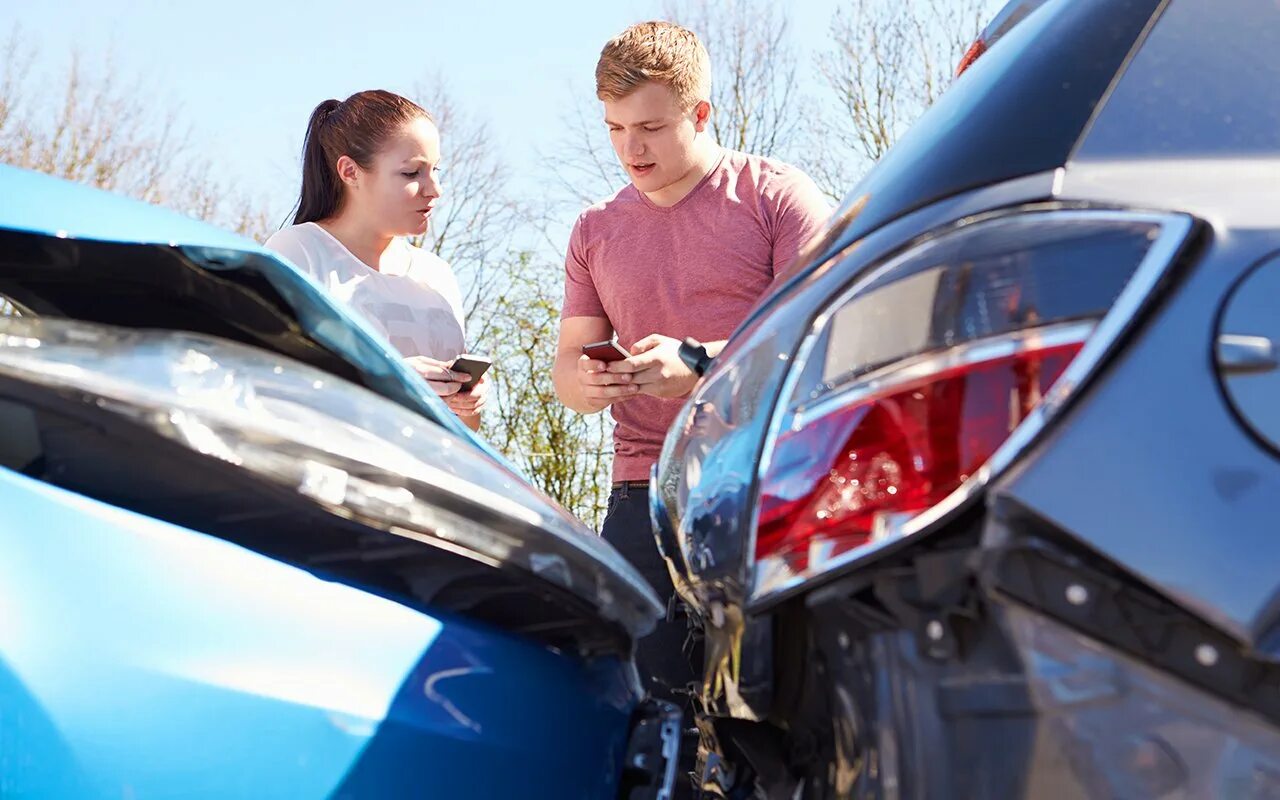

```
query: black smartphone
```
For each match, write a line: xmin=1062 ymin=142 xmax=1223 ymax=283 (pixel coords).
xmin=449 ymin=354 xmax=492 ymax=392
xmin=581 ymin=338 xmax=630 ymax=363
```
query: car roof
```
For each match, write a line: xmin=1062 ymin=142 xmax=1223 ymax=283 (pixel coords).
xmin=0 ymin=163 xmax=267 ymax=251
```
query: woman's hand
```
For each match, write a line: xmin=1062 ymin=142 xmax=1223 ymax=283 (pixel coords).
xmin=405 ymin=356 xmax=488 ymax=423
xmin=404 ymin=356 xmax=469 ymax=399
xmin=444 ymin=375 xmax=489 ymax=418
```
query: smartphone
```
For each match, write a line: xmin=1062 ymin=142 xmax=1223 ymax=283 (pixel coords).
xmin=449 ymin=354 xmax=492 ymax=392
xmin=582 ymin=338 xmax=631 ymax=363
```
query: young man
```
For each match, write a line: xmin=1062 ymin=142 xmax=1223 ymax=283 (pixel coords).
xmin=552 ymin=20 xmax=830 ymax=784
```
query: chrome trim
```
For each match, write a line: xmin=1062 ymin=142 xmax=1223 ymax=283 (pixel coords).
xmin=1216 ymin=333 xmax=1277 ymax=375
xmin=657 ymin=708 xmax=681 ymax=800
xmin=749 ymin=209 xmax=1195 ymax=607
xmin=792 ymin=320 xmax=1097 ymax=430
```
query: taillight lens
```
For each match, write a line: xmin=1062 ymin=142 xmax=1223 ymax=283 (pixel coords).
xmin=752 ymin=210 xmax=1192 ymax=600
xmin=757 ymin=338 xmax=1081 ymax=570
xmin=955 ymin=38 xmax=988 ymax=77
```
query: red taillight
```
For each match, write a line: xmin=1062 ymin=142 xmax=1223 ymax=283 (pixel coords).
xmin=955 ymin=38 xmax=988 ymax=77
xmin=655 ymin=210 xmax=1189 ymax=606
xmin=756 ymin=340 xmax=1082 ymax=570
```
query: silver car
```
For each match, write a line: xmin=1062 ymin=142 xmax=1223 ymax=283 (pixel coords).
xmin=654 ymin=0 xmax=1280 ymax=796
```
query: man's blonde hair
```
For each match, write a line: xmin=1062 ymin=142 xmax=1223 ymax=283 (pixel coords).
xmin=595 ymin=21 xmax=712 ymax=107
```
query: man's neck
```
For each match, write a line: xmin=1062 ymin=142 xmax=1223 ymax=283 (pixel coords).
xmin=316 ymin=214 xmax=395 ymax=271
xmin=642 ymin=142 xmax=722 ymax=208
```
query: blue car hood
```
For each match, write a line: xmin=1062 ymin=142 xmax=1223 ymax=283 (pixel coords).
xmin=0 ymin=163 xmax=473 ymax=438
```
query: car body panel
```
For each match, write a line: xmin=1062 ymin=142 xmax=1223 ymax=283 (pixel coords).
xmin=0 ymin=466 xmax=633 ymax=797
xmin=989 ymin=221 xmax=1280 ymax=643
xmin=0 ymin=166 xmax=663 ymax=648
xmin=1008 ymin=0 xmax=1280 ymax=643
xmin=1072 ymin=0 xmax=1280 ymax=162
xmin=0 ymin=316 xmax=662 ymax=646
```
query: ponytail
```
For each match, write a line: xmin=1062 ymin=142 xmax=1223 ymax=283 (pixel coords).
xmin=293 ymin=99 xmax=343 ymax=224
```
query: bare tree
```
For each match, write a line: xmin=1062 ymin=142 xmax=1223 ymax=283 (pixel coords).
xmin=409 ymin=78 xmax=522 ymax=338
xmin=0 ymin=31 xmax=31 ymax=137
xmin=483 ymin=256 xmax=613 ymax=527
xmin=549 ymin=95 xmax=628 ymax=209
xmin=663 ymin=0 xmax=803 ymax=159
xmin=807 ymin=0 xmax=986 ymax=199
xmin=0 ymin=27 xmax=274 ymax=239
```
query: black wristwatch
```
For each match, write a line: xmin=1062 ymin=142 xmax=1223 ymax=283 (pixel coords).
xmin=678 ymin=337 xmax=713 ymax=376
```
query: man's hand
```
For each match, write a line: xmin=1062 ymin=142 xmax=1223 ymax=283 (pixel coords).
xmin=607 ymin=334 xmax=699 ymax=399
xmin=577 ymin=354 xmax=640 ymax=411
xmin=445 ymin=374 xmax=489 ymax=418
xmin=404 ymin=356 xmax=469 ymax=399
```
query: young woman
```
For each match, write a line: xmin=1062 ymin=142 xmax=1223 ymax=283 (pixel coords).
xmin=266 ymin=90 xmax=486 ymax=430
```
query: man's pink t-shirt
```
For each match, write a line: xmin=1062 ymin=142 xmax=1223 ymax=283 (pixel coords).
xmin=562 ymin=149 xmax=832 ymax=482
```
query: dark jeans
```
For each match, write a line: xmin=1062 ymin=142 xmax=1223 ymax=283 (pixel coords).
xmin=603 ymin=483 xmax=702 ymax=798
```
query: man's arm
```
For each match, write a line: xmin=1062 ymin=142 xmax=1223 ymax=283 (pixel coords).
xmin=553 ymin=315 xmax=640 ymax=413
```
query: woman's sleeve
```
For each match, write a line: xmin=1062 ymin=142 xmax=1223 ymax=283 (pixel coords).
xmin=264 ymin=229 xmax=320 ymax=282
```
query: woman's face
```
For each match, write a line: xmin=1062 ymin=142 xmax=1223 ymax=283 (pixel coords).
xmin=347 ymin=116 xmax=443 ymax=237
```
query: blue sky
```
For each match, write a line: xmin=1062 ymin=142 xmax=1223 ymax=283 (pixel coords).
xmin=10 ymin=0 xmax=1000 ymax=222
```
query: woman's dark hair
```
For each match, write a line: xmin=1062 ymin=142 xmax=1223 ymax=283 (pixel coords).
xmin=292 ymin=90 xmax=433 ymax=225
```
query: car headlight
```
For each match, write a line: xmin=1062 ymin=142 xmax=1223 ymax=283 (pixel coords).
xmin=0 ymin=316 xmax=663 ymax=638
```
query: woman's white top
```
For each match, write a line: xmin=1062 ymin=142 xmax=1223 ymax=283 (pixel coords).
xmin=265 ymin=222 xmax=466 ymax=361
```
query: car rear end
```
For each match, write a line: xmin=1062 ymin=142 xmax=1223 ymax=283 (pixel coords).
xmin=653 ymin=0 xmax=1280 ymax=796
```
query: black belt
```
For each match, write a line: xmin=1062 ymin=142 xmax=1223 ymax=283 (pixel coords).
xmin=611 ymin=480 xmax=650 ymax=491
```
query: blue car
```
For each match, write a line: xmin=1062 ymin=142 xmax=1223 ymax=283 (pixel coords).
xmin=0 ymin=164 xmax=676 ymax=798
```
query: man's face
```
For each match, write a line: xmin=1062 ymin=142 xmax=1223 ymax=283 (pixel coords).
xmin=604 ymin=81 xmax=707 ymax=195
